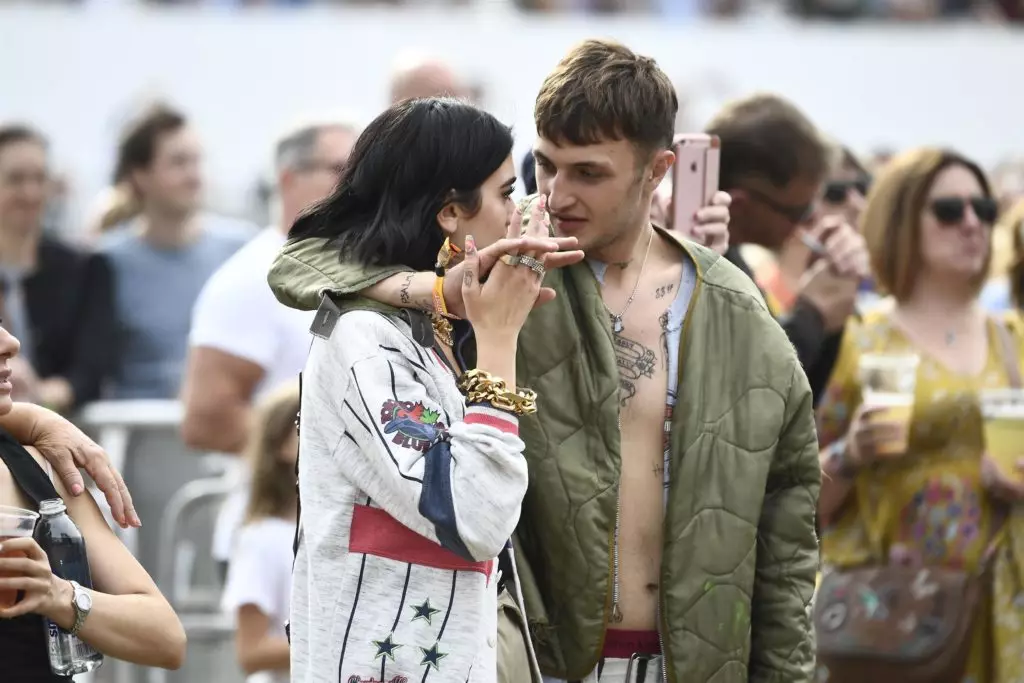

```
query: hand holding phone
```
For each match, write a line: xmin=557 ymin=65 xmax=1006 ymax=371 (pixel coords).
xmin=671 ymin=134 xmax=721 ymax=240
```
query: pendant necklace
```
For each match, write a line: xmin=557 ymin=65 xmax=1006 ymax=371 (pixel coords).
xmin=607 ymin=228 xmax=655 ymax=334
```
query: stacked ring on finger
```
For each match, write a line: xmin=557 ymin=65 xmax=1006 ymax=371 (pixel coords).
xmin=502 ymin=254 xmax=522 ymax=267
xmin=517 ymin=255 xmax=546 ymax=276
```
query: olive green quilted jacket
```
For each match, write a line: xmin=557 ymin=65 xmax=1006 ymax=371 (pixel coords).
xmin=268 ymin=229 xmax=821 ymax=683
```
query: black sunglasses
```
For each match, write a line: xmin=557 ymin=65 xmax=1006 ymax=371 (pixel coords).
xmin=744 ymin=186 xmax=816 ymax=225
xmin=823 ymin=178 xmax=871 ymax=204
xmin=930 ymin=196 xmax=999 ymax=226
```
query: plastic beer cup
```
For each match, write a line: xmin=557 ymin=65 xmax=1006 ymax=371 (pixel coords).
xmin=858 ymin=353 xmax=920 ymax=456
xmin=0 ymin=505 xmax=39 ymax=608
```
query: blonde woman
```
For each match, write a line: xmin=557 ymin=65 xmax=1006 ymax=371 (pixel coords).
xmin=221 ymin=381 xmax=300 ymax=683
xmin=816 ymin=148 xmax=1024 ymax=682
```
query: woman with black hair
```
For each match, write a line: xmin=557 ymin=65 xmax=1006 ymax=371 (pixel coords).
xmin=280 ymin=98 xmax=582 ymax=683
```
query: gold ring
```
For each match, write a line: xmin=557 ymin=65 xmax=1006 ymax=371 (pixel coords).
xmin=501 ymin=254 xmax=522 ymax=267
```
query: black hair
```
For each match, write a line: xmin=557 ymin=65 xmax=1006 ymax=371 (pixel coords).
xmin=289 ymin=97 xmax=514 ymax=272
xmin=113 ymin=102 xmax=187 ymax=183
xmin=0 ymin=124 xmax=47 ymax=157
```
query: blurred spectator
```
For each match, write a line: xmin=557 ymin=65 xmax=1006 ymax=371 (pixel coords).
xmin=90 ymin=181 xmax=139 ymax=237
xmin=708 ymin=94 xmax=867 ymax=404
xmin=992 ymin=156 xmax=1024 ymax=213
xmin=1010 ymin=199 xmax=1024 ymax=309
xmin=41 ymin=171 xmax=70 ymax=238
xmin=790 ymin=0 xmax=874 ymax=20
xmin=822 ymin=144 xmax=871 ymax=228
xmin=181 ymin=114 xmax=357 ymax=575
xmin=757 ymin=143 xmax=876 ymax=313
xmin=755 ymin=142 xmax=871 ymax=315
xmin=980 ymin=198 xmax=1024 ymax=312
xmin=389 ymin=52 xmax=473 ymax=104
xmin=98 ymin=103 xmax=255 ymax=400
xmin=817 ymin=148 xmax=1024 ymax=680
xmin=181 ymin=117 xmax=357 ymax=453
xmin=0 ymin=124 xmax=117 ymax=412
xmin=221 ymin=380 xmax=300 ymax=683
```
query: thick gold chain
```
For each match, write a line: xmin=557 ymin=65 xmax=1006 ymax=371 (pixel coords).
xmin=457 ymin=369 xmax=537 ymax=415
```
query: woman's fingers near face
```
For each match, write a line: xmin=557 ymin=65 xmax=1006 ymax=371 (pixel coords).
xmin=505 ymin=206 xmax=524 ymax=241
xmin=520 ymin=195 xmax=549 ymax=247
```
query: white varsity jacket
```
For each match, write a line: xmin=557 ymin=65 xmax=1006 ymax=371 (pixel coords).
xmin=290 ymin=304 xmax=538 ymax=683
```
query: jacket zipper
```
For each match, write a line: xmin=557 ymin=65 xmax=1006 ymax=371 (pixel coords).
xmin=607 ymin=243 xmax=700 ymax=679
xmin=658 ymin=606 xmax=668 ymax=682
xmin=611 ymin=413 xmax=623 ymax=623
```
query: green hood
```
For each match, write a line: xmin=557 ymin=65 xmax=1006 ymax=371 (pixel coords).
xmin=268 ymin=236 xmax=408 ymax=311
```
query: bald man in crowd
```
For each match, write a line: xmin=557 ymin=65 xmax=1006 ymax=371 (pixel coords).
xmin=388 ymin=52 xmax=475 ymax=103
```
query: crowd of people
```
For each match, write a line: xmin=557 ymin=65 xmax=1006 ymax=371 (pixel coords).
xmin=0 ymin=28 xmax=1023 ymax=683
xmin=5 ymin=0 xmax=1024 ymax=19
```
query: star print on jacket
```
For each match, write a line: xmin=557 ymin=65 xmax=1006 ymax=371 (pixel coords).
xmin=410 ymin=598 xmax=441 ymax=625
xmin=419 ymin=643 xmax=448 ymax=671
xmin=372 ymin=633 xmax=402 ymax=661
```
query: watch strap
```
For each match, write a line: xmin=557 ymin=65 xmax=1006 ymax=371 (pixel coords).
xmin=69 ymin=581 xmax=88 ymax=636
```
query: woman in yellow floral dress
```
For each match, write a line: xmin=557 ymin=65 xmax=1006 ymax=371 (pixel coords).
xmin=816 ymin=148 xmax=1024 ymax=683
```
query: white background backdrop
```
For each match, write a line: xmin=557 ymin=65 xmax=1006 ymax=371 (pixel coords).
xmin=1 ymin=7 xmax=1021 ymax=224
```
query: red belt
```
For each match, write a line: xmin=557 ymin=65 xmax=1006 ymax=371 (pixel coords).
xmin=348 ymin=504 xmax=494 ymax=579
xmin=602 ymin=629 xmax=661 ymax=659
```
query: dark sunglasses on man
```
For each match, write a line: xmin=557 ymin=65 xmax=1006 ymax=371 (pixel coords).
xmin=742 ymin=186 xmax=816 ymax=225
xmin=822 ymin=177 xmax=871 ymax=204
xmin=930 ymin=196 xmax=999 ymax=226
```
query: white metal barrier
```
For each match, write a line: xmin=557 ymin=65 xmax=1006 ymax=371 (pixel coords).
xmin=73 ymin=400 xmax=245 ymax=683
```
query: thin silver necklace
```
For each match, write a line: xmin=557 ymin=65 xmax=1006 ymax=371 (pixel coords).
xmin=606 ymin=228 xmax=655 ymax=334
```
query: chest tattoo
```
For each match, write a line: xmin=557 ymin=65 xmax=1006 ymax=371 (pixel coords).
xmin=613 ymin=333 xmax=658 ymax=405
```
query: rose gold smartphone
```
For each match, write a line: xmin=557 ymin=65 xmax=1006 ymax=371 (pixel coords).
xmin=671 ymin=134 xmax=721 ymax=240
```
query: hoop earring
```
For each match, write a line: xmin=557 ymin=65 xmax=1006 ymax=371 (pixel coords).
xmin=434 ymin=237 xmax=463 ymax=276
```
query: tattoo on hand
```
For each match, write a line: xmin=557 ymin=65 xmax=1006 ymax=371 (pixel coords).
xmin=463 ymin=270 xmax=473 ymax=286
xmin=653 ymin=463 xmax=664 ymax=479
xmin=655 ymin=284 xmax=674 ymax=299
xmin=399 ymin=273 xmax=414 ymax=306
xmin=614 ymin=333 xmax=657 ymax=405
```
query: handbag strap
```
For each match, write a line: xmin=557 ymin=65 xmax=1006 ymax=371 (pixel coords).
xmin=992 ymin=317 xmax=1022 ymax=389
xmin=980 ymin=316 xmax=1021 ymax=569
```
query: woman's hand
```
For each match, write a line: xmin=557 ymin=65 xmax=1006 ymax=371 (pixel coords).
xmin=26 ymin=407 xmax=139 ymax=529
xmin=0 ymin=536 xmax=67 ymax=622
xmin=443 ymin=198 xmax=583 ymax=318
xmin=461 ymin=201 xmax=551 ymax=342
xmin=845 ymin=403 xmax=910 ymax=469
xmin=981 ymin=454 xmax=1024 ymax=503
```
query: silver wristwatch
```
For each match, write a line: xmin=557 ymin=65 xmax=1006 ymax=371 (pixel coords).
xmin=68 ymin=580 xmax=93 ymax=636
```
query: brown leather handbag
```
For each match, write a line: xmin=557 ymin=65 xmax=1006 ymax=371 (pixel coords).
xmin=813 ymin=319 xmax=1021 ymax=683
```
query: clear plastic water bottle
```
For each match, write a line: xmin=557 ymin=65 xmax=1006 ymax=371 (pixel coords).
xmin=33 ymin=498 xmax=104 ymax=676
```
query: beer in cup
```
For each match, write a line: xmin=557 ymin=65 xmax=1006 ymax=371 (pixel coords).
xmin=858 ymin=353 xmax=920 ymax=456
xmin=0 ymin=505 xmax=40 ymax=608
